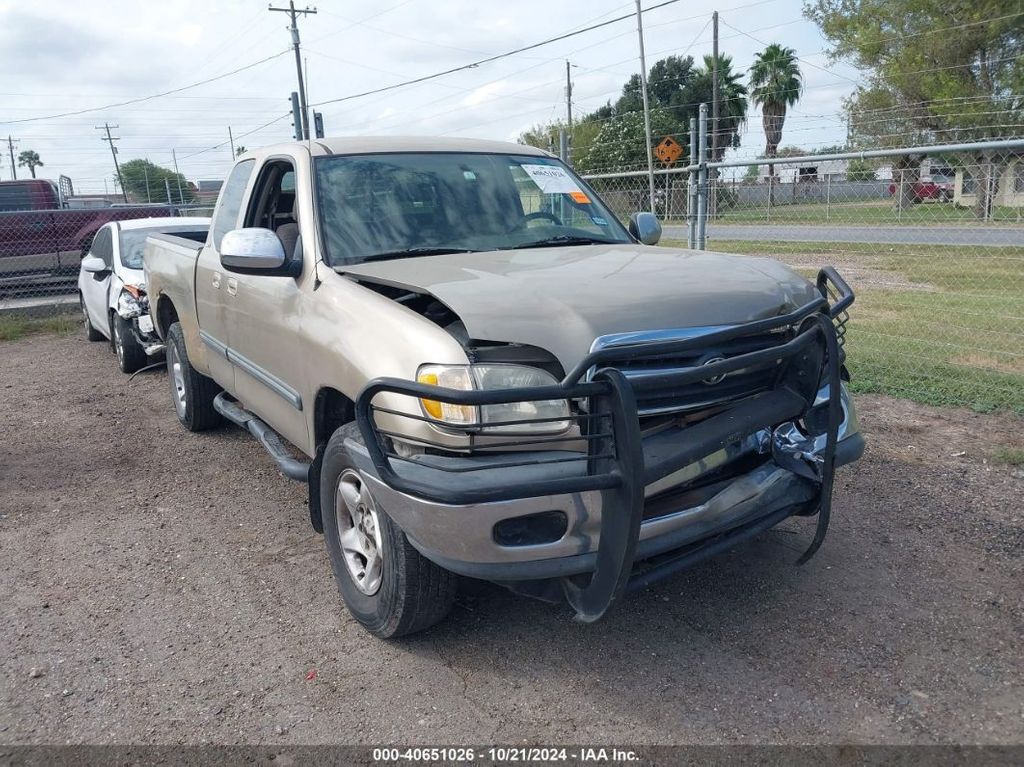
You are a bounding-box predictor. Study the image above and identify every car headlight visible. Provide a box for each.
[416,364,570,434]
[116,289,144,319]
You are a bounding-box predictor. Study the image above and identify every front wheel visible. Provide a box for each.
[112,314,147,374]
[321,423,456,638]
[165,322,222,431]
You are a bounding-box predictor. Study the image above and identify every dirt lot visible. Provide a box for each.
[1,332,1022,745]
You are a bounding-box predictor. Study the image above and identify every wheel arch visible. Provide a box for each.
[307,386,356,534]
[153,294,179,341]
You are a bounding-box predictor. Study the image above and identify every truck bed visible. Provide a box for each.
[143,231,207,362]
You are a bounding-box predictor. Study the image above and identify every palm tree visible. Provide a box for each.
[696,54,748,163]
[749,44,802,190]
[17,150,44,179]
[235,145,247,157]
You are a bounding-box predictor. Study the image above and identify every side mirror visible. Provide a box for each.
[628,212,662,246]
[220,227,299,276]
[81,255,109,275]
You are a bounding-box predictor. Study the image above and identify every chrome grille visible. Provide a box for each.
[589,326,793,416]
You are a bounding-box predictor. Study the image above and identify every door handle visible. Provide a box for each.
[227,277,238,296]
[212,271,221,289]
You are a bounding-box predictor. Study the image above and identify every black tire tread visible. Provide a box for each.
[323,422,456,638]
[167,322,221,432]
[114,314,147,374]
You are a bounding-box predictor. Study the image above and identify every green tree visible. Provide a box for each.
[690,54,748,162]
[17,150,43,179]
[805,0,1024,216]
[749,44,803,188]
[845,158,877,181]
[573,110,679,174]
[119,158,195,204]
[569,53,747,174]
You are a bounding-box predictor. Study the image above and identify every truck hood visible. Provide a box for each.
[341,244,821,371]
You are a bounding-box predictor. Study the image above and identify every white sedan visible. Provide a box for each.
[79,217,210,373]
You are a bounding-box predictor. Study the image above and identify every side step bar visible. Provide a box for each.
[213,393,310,482]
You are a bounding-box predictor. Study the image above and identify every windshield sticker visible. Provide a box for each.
[463,170,477,180]
[591,216,608,226]
[569,190,591,204]
[520,164,582,194]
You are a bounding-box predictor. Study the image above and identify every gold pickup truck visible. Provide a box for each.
[144,137,863,638]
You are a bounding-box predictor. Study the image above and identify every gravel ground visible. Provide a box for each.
[1,332,1021,746]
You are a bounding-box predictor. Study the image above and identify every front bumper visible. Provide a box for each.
[354,268,860,620]
[116,292,164,356]
[348,411,862,583]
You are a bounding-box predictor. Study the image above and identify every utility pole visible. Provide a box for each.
[171,148,185,205]
[7,136,19,180]
[228,126,236,158]
[710,11,719,218]
[634,0,656,213]
[565,60,573,130]
[711,11,719,165]
[96,123,128,203]
[269,0,317,140]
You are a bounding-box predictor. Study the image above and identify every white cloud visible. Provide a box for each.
[0,0,859,192]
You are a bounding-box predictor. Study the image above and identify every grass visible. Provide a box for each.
[665,200,1024,226]
[0,312,80,342]
[662,238,1024,415]
[992,447,1024,466]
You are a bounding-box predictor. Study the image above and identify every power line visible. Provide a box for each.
[0,50,291,126]
[310,0,687,109]
[177,113,292,161]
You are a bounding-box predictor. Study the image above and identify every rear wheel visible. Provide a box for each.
[113,314,147,374]
[321,423,456,638]
[165,322,221,431]
[81,294,103,342]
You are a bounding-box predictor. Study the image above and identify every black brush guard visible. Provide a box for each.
[356,268,854,621]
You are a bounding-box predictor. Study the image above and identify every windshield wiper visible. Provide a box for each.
[510,235,616,249]
[360,247,477,263]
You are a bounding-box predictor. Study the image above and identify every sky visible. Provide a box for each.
[0,0,863,194]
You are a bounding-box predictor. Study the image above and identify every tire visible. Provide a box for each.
[321,422,456,638]
[81,294,103,342]
[165,321,222,432]
[112,314,147,374]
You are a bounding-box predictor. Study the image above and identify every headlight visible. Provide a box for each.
[416,364,570,434]
[116,289,144,319]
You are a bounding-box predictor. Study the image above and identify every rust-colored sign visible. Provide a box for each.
[654,136,683,166]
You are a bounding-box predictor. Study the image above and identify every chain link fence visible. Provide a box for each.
[0,203,215,314]
[3,135,1022,415]
[583,138,1024,415]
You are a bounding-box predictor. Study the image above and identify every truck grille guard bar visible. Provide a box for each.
[355,268,853,622]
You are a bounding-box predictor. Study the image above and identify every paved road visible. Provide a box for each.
[663,224,1024,247]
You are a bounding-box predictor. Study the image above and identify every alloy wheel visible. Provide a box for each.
[167,343,187,419]
[335,469,384,596]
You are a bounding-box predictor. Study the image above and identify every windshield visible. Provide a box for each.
[119,226,199,270]
[314,152,632,265]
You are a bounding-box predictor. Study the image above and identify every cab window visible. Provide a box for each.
[245,161,296,232]
[211,159,256,250]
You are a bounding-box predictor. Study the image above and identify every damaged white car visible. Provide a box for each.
[79,217,210,373]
